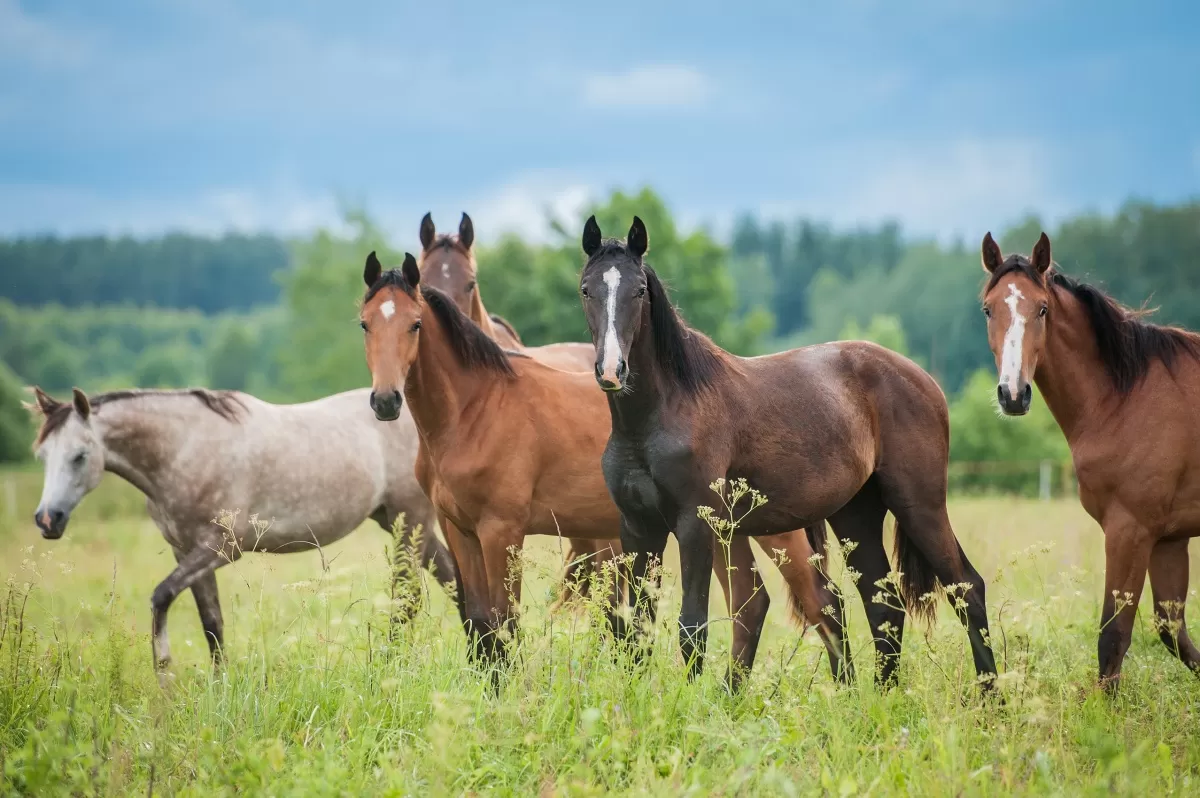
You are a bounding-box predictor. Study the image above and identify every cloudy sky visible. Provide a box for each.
[2,0,1197,245]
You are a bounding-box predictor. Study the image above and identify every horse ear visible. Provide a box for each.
[1031,232,1052,274]
[402,252,421,287]
[627,216,648,258]
[31,386,58,415]
[458,212,475,250]
[981,232,1004,274]
[72,388,90,420]
[419,213,436,251]
[582,215,602,257]
[364,251,382,288]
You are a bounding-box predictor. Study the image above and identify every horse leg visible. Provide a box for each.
[1149,538,1200,676]
[829,488,905,688]
[557,539,596,608]
[414,505,456,589]
[476,518,526,674]
[713,535,770,691]
[441,517,491,662]
[152,536,235,673]
[189,569,224,668]
[611,517,668,658]
[1097,516,1154,691]
[761,528,854,685]
[675,511,715,681]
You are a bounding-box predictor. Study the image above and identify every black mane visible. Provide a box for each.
[36,389,244,445]
[986,255,1200,395]
[421,286,521,376]
[643,265,726,395]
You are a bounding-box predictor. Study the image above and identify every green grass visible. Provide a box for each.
[0,470,1197,796]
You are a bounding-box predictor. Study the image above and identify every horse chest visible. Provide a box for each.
[602,434,692,523]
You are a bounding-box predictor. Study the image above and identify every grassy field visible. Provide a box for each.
[1,467,1198,796]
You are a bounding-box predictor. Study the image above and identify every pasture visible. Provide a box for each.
[1,468,1197,795]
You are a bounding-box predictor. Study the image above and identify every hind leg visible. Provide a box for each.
[877,471,998,688]
[760,528,854,684]
[1149,538,1200,675]
[830,486,906,687]
[713,535,770,690]
[189,570,225,667]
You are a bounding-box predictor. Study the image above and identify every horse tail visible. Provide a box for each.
[893,520,941,627]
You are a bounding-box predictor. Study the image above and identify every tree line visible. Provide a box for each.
[1,190,1196,493]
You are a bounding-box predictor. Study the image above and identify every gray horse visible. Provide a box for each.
[28,386,454,672]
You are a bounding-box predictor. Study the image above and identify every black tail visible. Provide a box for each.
[893,520,941,626]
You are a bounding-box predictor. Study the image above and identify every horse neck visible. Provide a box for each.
[404,311,489,446]
[467,289,503,342]
[1034,282,1111,441]
[93,399,189,501]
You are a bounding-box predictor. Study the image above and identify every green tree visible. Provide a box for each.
[838,314,910,357]
[0,360,33,462]
[134,346,195,388]
[207,321,256,391]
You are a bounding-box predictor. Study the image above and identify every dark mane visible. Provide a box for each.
[35,389,244,445]
[364,267,418,305]
[488,313,523,344]
[985,255,1200,395]
[643,265,726,395]
[421,287,520,376]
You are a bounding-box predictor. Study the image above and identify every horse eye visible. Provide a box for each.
[636,287,646,298]
[465,281,476,293]
[1038,306,1048,318]
[982,307,992,318]
[580,287,590,299]
[411,320,422,332]
[360,320,369,332]
[72,452,87,467]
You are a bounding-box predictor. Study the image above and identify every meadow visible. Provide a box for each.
[1,467,1197,796]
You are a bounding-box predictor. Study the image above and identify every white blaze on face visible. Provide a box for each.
[601,266,622,376]
[1000,283,1026,396]
[441,263,450,279]
[380,300,395,320]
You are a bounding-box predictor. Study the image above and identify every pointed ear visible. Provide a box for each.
[419,212,436,251]
[1031,232,1052,274]
[364,251,382,288]
[981,232,1004,274]
[72,388,90,420]
[458,212,475,250]
[31,386,58,415]
[401,252,421,288]
[581,215,602,257]
[627,216,648,258]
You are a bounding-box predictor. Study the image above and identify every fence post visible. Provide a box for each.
[1039,460,1052,501]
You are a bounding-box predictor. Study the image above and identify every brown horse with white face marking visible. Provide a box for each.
[417,211,615,604]
[361,252,850,686]
[579,216,999,690]
[980,232,1200,689]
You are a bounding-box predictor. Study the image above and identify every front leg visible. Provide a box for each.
[440,516,491,663]
[611,515,668,656]
[476,518,526,675]
[153,534,237,675]
[675,509,714,681]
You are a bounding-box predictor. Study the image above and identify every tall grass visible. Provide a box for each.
[0,476,1197,795]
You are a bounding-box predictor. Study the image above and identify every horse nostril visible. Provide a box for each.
[391,390,402,408]
[1022,383,1032,406]
[594,362,604,380]
[369,391,378,408]
[996,384,1006,403]
[616,360,627,381]
[50,509,65,526]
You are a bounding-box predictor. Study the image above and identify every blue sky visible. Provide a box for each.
[1,0,1197,245]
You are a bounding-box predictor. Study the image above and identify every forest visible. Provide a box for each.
[3,189,1198,490]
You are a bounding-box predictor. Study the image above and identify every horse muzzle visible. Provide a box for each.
[34,507,68,540]
[370,389,404,421]
[594,359,628,393]
[996,382,1032,416]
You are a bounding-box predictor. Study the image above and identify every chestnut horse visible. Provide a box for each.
[578,216,999,689]
[416,211,615,604]
[980,232,1200,689]
[360,252,850,686]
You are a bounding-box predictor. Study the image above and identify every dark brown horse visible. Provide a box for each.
[578,216,999,689]
[980,232,1200,689]
[416,211,616,605]
[360,252,850,685]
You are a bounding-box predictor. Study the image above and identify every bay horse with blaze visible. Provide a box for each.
[416,211,616,605]
[578,215,999,689]
[980,232,1200,689]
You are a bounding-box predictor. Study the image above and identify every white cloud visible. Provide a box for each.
[582,65,712,110]
[752,138,1069,243]
[463,173,593,244]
